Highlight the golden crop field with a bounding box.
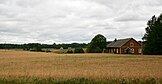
[0,50,162,83]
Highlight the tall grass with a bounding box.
[0,77,161,84]
[0,50,162,83]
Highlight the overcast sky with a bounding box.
[0,0,162,44]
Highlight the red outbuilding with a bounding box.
[107,38,142,54]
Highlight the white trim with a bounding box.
[138,49,142,53]
[116,49,119,53]
[131,48,134,53]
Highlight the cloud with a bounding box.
[114,10,148,22]
[0,0,162,44]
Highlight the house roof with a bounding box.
[107,38,132,48]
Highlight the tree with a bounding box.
[142,13,162,55]
[87,34,106,53]
[29,43,43,52]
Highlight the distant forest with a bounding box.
[0,43,88,50]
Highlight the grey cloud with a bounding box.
[0,0,161,43]
[114,14,147,22]
[16,0,41,8]
[93,23,116,30]
[0,0,8,4]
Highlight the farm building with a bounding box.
[107,38,142,54]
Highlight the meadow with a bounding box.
[0,50,162,84]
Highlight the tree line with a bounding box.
[0,43,87,50]
[0,34,107,53]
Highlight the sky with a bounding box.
[0,0,162,44]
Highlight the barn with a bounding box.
[107,38,142,54]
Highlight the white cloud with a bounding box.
[0,0,162,44]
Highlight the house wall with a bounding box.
[121,39,141,54]
[107,48,120,53]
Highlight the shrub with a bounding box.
[87,47,102,53]
[67,50,73,53]
[45,49,51,53]
[30,47,42,52]
[94,47,102,53]
[74,48,84,53]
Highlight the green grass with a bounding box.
[0,77,161,84]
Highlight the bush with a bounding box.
[23,48,30,51]
[67,50,73,53]
[87,47,102,53]
[45,49,51,53]
[94,47,102,53]
[30,47,43,52]
[74,48,84,53]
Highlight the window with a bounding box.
[116,49,118,53]
[138,49,142,53]
[130,48,134,53]
[130,42,134,47]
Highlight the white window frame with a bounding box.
[138,49,142,53]
[131,48,134,53]
[116,49,118,53]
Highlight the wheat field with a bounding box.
[0,50,162,83]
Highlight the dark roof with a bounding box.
[107,38,132,48]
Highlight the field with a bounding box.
[0,50,162,84]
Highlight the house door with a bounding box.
[125,47,131,54]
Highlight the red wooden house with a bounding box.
[107,38,142,54]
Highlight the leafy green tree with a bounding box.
[29,43,43,52]
[142,13,162,55]
[87,34,106,53]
